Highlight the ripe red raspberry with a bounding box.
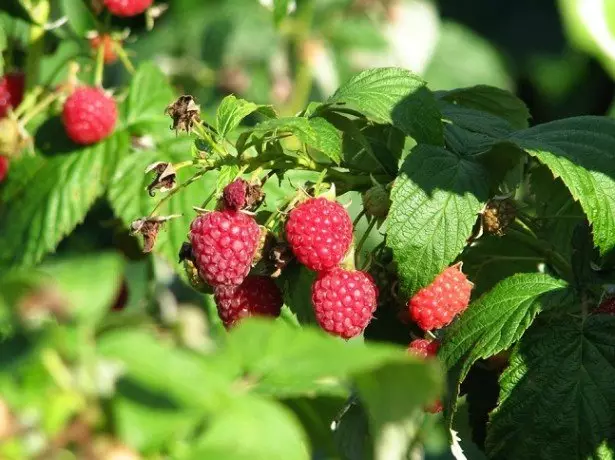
[189,210,261,287]
[0,156,8,182]
[62,87,117,145]
[311,268,378,339]
[103,0,152,17]
[286,197,353,271]
[89,34,117,64]
[408,338,442,413]
[408,264,473,331]
[222,178,248,210]
[596,297,615,314]
[0,72,25,118]
[214,276,283,328]
[407,338,440,358]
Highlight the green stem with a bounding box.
[24,0,49,92]
[506,228,574,281]
[355,218,377,259]
[352,209,366,228]
[193,123,227,157]
[20,91,60,126]
[114,43,136,75]
[149,167,212,217]
[94,42,105,87]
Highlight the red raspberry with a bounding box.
[222,178,248,211]
[62,87,117,145]
[189,210,261,287]
[408,338,442,413]
[103,0,152,17]
[408,264,473,331]
[0,156,8,182]
[0,72,25,118]
[89,34,117,64]
[311,268,378,339]
[596,297,615,314]
[286,197,353,271]
[214,276,283,328]
[407,338,440,358]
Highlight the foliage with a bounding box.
[1,1,615,459]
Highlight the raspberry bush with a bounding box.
[1,1,615,459]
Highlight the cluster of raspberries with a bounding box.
[188,179,379,338]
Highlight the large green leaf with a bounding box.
[438,85,530,130]
[439,274,568,394]
[108,137,214,266]
[223,319,438,398]
[325,68,443,145]
[307,116,342,164]
[0,133,128,268]
[385,145,489,294]
[510,116,615,257]
[486,315,615,460]
[192,396,310,460]
[39,253,124,326]
[98,329,233,412]
[122,61,175,133]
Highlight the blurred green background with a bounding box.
[98,0,615,124]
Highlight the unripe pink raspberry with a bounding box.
[285,197,353,271]
[311,268,378,339]
[103,0,152,17]
[408,338,442,413]
[408,264,473,331]
[222,178,248,211]
[214,276,283,328]
[189,210,261,287]
[62,87,117,145]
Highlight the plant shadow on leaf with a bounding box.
[35,116,83,156]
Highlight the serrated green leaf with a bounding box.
[39,253,124,326]
[326,68,443,145]
[248,116,316,145]
[486,315,615,460]
[60,0,96,36]
[0,133,128,268]
[461,234,545,297]
[108,137,215,267]
[282,263,317,325]
[122,61,175,132]
[510,116,615,257]
[438,85,530,130]
[440,273,569,389]
[215,95,258,139]
[192,396,310,460]
[307,117,342,164]
[386,145,489,294]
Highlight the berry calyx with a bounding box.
[408,338,442,413]
[103,0,152,17]
[285,197,353,271]
[0,156,8,182]
[408,264,473,331]
[311,268,378,339]
[214,276,283,328]
[189,210,261,287]
[0,72,25,118]
[62,87,117,145]
[90,34,118,64]
[595,297,615,315]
